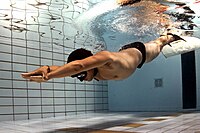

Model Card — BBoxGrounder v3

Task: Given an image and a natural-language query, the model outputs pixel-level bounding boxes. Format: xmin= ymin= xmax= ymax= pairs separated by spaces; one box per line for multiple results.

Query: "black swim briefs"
xmin=119 ymin=42 xmax=146 ymax=68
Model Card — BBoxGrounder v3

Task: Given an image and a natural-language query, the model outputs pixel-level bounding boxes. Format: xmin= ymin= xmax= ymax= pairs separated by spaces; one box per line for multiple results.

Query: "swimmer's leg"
xmin=144 ymin=34 xmax=178 ymax=62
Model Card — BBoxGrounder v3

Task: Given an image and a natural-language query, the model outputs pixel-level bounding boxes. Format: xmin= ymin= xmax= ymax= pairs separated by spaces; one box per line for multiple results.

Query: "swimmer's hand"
xmin=21 ymin=65 xmax=50 ymax=83
xmin=29 ymin=76 xmax=48 ymax=83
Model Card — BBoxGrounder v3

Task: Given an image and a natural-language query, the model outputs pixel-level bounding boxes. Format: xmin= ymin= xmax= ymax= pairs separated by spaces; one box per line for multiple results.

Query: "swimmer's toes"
xmin=167 ymin=33 xmax=186 ymax=42
xmin=117 ymin=0 xmax=141 ymax=6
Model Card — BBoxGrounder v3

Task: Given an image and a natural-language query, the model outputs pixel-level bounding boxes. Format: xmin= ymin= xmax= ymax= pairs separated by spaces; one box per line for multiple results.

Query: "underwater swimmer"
xmin=21 ymin=34 xmax=184 ymax=82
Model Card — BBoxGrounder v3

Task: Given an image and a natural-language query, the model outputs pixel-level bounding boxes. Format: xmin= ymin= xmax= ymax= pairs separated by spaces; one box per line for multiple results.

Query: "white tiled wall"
xmin=0 ymin=0 xmax=108 ymax=121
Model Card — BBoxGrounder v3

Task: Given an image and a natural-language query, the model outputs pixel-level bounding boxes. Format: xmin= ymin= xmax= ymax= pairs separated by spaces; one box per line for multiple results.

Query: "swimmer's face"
xmin=71 ymin=69 xmax=95 ymax=82
xmin=71 ymin=71 xmax=87 ymax=82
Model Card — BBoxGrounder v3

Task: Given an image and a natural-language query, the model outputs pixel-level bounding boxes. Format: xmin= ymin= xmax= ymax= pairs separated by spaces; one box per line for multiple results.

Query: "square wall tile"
xmin=76 ymin=91 xmax=85 ymax=97
xmin=0 ymin=89 xmax=12 ymax=97
xmin=86 ymin=85 xmax=94 ymax=91
xmin=77 ymin=98 xmax=86 ymax=104
xmin=0 ymin=80 xmax=12 ymax=88
xmin=28 ymin=82 xmax=41 ymax=89
xmin=14 ymin=106 xmax=28 ymax=113
xmin=0 ymin=71 xmax=12 ymax=79
xmin=29 ymin=106 xmax=41 ymax=113
xmin=95 ymin=98 xmax=103 ymax=104
xmin=95 ymin=92 xmax=103 ymax=97
xmin=42 ymin=98 xmax=54 ymax=105
xmin=41 ymin=82 xmax=53 ymax=89
xmin=0 ymin=98 xmax=12 ymax=106
xmin=28 ymin=90 xmax=41 ymax=97
xmin=95 ymin=104 xmax=104 ymax=110
xmin=13 ymin=54 xmax=26 ymax=63
xmin=0 ymin=107 xmax=13 ymax=114
xmin=86 ymin=91 xmax=95 ymax=97
xmin=27 ymin=48 xmax=39 ymax=57
xmin=13 ymin=46 xmax=26 ymax=55
xmin=14 ymin=114 xmax=28 ymax=121
xmin=41 ymin=50 xmax=52 ymax=59
xmin=13 ymin=63 xmax=26 ymax=71
xmin=0 ymin=44 xmax=11 ymax=53
xmin=27 ymin=41 xmax=40 ymax=49
xmin=14 ymin=98 xmax=28 ymax=105
xmin=41 ymin=58 xmax=52 ymax=65
xmin=54 ymin=91 xmax=65 ymax=97
xmin=65 ymin=91 xmax=76 ymax=97
xmin=0 ymin=115 xmax=13 ymax=121
xmin=86 ymin=98 xmax=95 ymax=104
xmin=42 ymin=90 xmax=53 ymax=97
xmin=12 ymin=32 xmax=25 ymax=40
xmin=66 ymin=105 xmax=76 ymax=112
xmin=13 ymin=81 xmax=27 ymax=88
xmin=53 ymin=53 xmax=64 ymax=60
xmin=76 ymin=84 xmax=85 ymax=91
xmin=42 ymin=106 xmax=54 ymax=113
xmin=65 ymin=84 xmax=76 ymax=91
xmin=14 ymin=89 xmax=27 ymax=97
xmin=55 ymin=105 xmax=65 ymax=112
xmin=86 ymin=105 xmax=95 ymax=110
xmin=0 ymin=53 xmax=11 ymax=61
xmin=54 ymin=98 xmax=65 ymax=104
xmin=66 ymin=98 xmax=76 ymax=104
xmin=77 ymin=105 xmax=86 ymax=111
xmin=27 ymin=56 xmax=40 ymax=65
xmin=54 ymin=83 xmax=65 ymax=90
xmin=29 ymin=98 xmax=41 ymax=105
xmin=0 ymin=62 xmax=11 ymax=70
xmin=13 ymin=38 xmax=27 ymax=47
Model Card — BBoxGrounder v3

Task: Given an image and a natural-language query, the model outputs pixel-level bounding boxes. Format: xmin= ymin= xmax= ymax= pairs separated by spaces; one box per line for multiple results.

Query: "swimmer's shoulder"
xmin=95 ymin=50 xmax=120 ymax=62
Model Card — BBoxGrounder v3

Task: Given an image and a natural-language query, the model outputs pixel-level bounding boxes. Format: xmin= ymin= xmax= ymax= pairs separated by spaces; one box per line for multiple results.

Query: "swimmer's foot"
xmin=161 ymin=33 xmax=186 ymax=47
xmin=117 ymin=0 xmax=141 ymax=6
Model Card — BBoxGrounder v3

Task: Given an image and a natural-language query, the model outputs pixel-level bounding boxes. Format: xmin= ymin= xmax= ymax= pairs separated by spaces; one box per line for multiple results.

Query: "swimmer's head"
xmin=67 ymin=48 xmax=93 ymax=63
xmin=67 ymin=48 xmax=93 ymax=81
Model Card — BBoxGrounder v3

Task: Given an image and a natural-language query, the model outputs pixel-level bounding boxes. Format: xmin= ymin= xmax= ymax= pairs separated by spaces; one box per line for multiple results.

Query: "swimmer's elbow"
xmin=70 ymin=61 xmax=85 ymax=72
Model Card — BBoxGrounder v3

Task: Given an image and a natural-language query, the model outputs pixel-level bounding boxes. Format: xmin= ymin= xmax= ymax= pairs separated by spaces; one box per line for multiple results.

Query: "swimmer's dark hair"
xmin=67 ymin=48 xmax=93 ymax=63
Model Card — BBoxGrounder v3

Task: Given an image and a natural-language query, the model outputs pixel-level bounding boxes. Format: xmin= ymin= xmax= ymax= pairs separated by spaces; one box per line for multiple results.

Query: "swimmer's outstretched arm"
xmin=21 ymin=51 xmax=112 ymax=82
xmin=21 ymin=65 xmax=60 ymax=78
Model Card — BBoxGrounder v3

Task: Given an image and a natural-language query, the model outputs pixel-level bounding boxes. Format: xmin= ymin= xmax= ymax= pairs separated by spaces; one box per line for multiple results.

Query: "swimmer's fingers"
xmin=29 ymin=76 xmax=48 ymax=83
xmin=21 ymin=66 xmax=49 ymax=79
xmin=21 ymin=71 xmax=41 ymax=79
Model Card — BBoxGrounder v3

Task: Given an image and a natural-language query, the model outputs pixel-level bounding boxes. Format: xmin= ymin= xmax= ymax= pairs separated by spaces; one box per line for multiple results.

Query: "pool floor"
xmin=0 ymin=111 xmax=200 ymax=133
